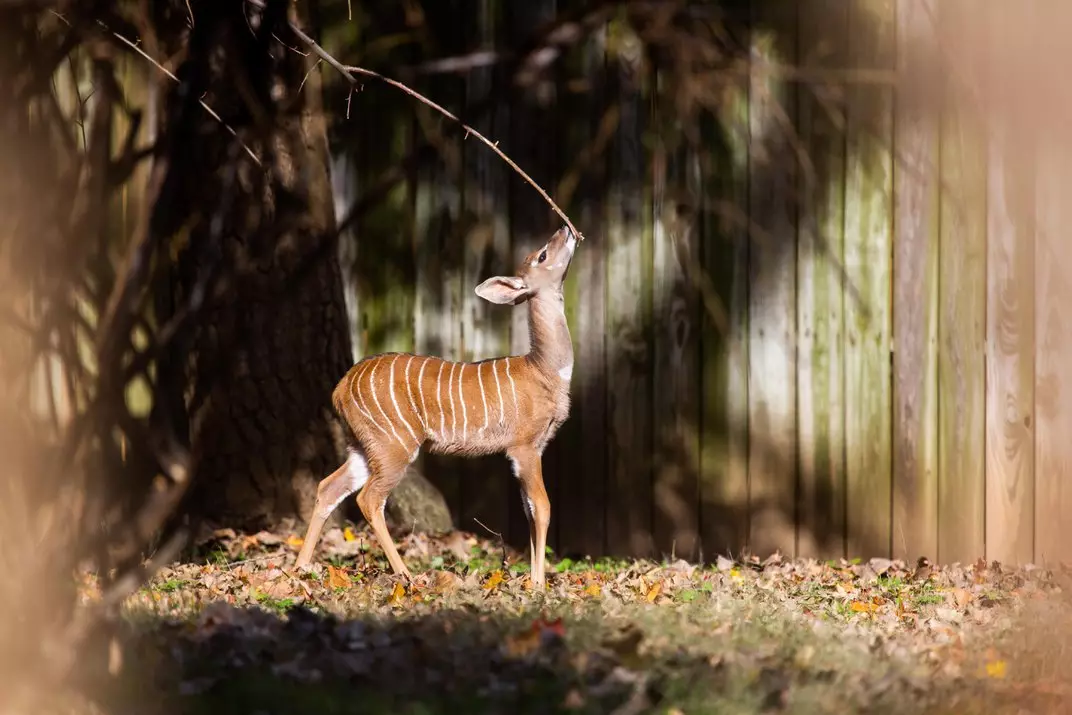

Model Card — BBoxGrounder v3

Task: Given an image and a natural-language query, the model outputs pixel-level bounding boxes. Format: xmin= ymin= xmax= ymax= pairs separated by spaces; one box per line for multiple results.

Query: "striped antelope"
xmin=295 ymin=226 xmax=578 ymax=585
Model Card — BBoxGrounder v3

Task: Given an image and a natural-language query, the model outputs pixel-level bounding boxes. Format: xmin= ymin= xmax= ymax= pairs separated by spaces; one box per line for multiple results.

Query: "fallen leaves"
xmin=326 ymin=565 xmax=351 ymax=590
xmin=482 ymin=570 xmax=504 ymax=592
xmin=986 ymin=659 xmax=1008 ymax=679
xmin=387 ymin=582 xmax=406 ymax=607
xmin=502 ymin=618 xmax=566 ymax=659
xmin=118 ymin=524 xmax=1067 ymax=715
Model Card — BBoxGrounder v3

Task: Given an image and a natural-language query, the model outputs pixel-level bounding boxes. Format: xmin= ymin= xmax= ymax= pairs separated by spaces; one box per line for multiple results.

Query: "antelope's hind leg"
xmin=295 ymin=448 xmax=370 ymax=568
xmin=356 ymin=447 xmax=417 ymax=581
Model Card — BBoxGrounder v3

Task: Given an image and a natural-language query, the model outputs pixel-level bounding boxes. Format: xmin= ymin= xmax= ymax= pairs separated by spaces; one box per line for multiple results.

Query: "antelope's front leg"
xmin=509 ymin=446 xmax=551 ymax=586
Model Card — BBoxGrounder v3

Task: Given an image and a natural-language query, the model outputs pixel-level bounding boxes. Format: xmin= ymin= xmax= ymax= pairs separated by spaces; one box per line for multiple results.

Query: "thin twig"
xmin=472 ymin=517 xmax=508 ymax=572
xmin=245 ymin=0 xmax=582 ymax=240
xmin=297 ymin=57 xmax=322 ymax=93
xmin=101 ymin=21 xmax=262 ymax=165
xmin=344 ymin=64 xmax=581 ymax=240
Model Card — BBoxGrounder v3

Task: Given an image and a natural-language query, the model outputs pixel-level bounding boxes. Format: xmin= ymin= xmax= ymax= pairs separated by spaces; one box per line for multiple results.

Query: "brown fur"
xmin=296 ymin=226 xmax=579 ymax=585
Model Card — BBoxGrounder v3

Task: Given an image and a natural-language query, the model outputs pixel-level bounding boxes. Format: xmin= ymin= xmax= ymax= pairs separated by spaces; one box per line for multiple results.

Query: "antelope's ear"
xmin=474 ymin=275 xmax=531 ymax=305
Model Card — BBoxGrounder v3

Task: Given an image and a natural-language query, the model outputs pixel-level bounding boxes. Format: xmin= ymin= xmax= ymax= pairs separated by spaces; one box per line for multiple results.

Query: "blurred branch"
xmin=246 ymin=0 xmax=583 ymax=242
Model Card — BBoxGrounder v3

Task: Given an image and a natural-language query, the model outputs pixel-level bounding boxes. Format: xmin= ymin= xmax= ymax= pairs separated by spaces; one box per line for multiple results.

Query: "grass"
xmin=78 ymin=525 xmax=1072 ymax=715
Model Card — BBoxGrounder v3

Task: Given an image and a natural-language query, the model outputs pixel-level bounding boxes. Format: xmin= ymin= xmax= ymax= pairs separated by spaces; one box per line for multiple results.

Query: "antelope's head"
xmin=474 ymin=226 xmax=577 ymax=305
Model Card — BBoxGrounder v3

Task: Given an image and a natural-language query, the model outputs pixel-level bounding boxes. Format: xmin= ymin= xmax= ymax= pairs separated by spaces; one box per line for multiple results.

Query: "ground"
xmin=84 ymin=526 xmax=1072 ymax=714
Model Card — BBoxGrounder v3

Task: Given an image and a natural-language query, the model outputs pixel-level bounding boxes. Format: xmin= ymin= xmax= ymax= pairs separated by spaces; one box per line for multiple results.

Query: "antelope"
xmin=295 ymin=225 xmax=578 ymax=585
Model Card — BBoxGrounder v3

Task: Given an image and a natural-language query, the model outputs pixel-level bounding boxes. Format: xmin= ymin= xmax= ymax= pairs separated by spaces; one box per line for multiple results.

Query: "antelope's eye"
xmin=537 ymin=250 xmax=548 ymax=264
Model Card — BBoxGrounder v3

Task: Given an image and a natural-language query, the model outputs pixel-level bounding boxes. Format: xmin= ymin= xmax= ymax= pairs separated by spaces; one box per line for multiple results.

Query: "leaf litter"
xmin=96 ymin=525 xmax=1072 ymax=714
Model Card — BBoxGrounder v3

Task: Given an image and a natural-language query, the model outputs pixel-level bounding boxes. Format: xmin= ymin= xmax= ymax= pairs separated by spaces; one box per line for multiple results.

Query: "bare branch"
xmin=99 ymin=20 xmax=262 ymax=165
xmin=245 ymin=0 xmax=584 ymax=241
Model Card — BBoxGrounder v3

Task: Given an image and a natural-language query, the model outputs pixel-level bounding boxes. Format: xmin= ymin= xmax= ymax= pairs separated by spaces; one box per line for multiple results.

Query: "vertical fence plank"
xmin=456 ymin=0 xmax=513 ymax=539
xmin=983 ymin=1 xmax=1035 ymax=565
xmin=355 ymin=84 xmax=416 ymax=357
xmin=796 ymin=0 xmax=847 ymax=559
xmin=891 ymin=0 xmax=940 ymax=563
xmin=843 ymin=0 xmax=894 ymax=559
xmin=556 ymin=18 xmax=608 ymax=560
xmin=652 ymin=70 xmax=701 ymax=562
xmin=699 ymin=11 xmax=750 ymax=561
xmin=1034 ymin=118 xmax=1072 ymax=567
xmin=747 ymin=0 xmax=798 ymax=558
xmin=606 ymin=16 xmax=654 ymax=558
xmin=505 ymin=0 xmax=561 ymax=551
xmin=413 ymin=0 xmax=466 ymax=521
xmin=936 ymin=0 xmax=986 ymax=565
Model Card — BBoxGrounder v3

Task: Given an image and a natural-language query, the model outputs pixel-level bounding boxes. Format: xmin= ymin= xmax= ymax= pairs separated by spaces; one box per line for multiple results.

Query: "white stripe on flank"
xmin=435 ymin=360 xmax=445 ymax=440
xmin=457 ymin=363 xmax=468 ymax=440
xmin=389 ymin=356 xmax=419 ymax=444
xmin=351 ymin=363 xmax=389 ymax=438
xmin=492 ymin=360 xmax=505 ymax=426
xmin=404 ymin=355 xmax=427 ymax=434
xmin=369 ymin=361 xmax=405 ymax=447
xmin=477 ymin=362 xmax=489 ymax=431
xmin=447 ymin=362 xmax=457 ymax=441
xmin=415 ymin=356 xmax=431 ymax=435
xmin=504 ymin=358 xmax=519 ymax=419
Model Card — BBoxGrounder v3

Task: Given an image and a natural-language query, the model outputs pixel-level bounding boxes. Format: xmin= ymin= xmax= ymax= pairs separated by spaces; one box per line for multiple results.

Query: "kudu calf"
xmin=295 ymin=226 xmax=578 ymax=585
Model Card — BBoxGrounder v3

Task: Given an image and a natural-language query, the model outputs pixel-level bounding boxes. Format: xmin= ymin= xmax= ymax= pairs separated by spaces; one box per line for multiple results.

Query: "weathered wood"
xmin=504 ymin=0 xmax=561 ymax=551
xmin=891 ymin=0 xmax=940 ymax=563
xmin=699 ymin=15 xmax=750 ymax=561
xmin=413 ymin=0 xmax=466 ymax=521
xmin=936 ymin=0 xmax=986 ymax=565
xmin=355 ymin=86 xmax=416 ymax=357
xmin=457 ymin=0 xmax=513 ymax=541
xmin=795 ymin=0 xmax=847 ymax=560
xmin=652 ymin=69 xmax=701 ymax=562
xmin=1033 ymin=118 xmax=1072 ymax=567
xmin=984 ymin=0 xmax=1035 ymax=565
xmin=555 ymin=16 xmax=608 ymax=559
xmin=606 ymin=14 xmax=654 ymax=558
xmin=843 ymin=0 xmax=894 ymax=559
xmin=747 ymin=0 xmax=798 ymax=558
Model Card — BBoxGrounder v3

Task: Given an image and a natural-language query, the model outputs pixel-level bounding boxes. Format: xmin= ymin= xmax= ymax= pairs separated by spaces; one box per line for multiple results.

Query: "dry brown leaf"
xmin=483 ymin=570 xmax=504 ymax=591
xmin=434 ymin=570 xmax=461 ymax=594
xmin=387 ymin=581 xmax=407 ymax=607
xmin=503 ymin=625 xmax=542 ymax=658
xmin=326 ymin=564 xmax=351 ymax=590
xmin=562 ymin=689 xmax=586 ymax=709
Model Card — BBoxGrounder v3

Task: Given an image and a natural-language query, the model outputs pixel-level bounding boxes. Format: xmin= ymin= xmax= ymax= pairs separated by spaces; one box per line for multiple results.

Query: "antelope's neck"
xmin=525 ymin=291 xmax=573 ymax=381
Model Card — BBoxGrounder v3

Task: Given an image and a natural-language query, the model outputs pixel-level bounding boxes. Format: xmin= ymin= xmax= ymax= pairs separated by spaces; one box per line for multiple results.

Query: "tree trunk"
xmin=181 ymin=5 xmax=351 ymax=531
xmin=169 ymin=1 xmax=451 ymax=535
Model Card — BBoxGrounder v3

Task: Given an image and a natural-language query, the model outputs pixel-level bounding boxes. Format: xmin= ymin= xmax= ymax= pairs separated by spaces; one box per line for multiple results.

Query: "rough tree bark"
xmin=168 ymin=1 xmax=450 ymax=535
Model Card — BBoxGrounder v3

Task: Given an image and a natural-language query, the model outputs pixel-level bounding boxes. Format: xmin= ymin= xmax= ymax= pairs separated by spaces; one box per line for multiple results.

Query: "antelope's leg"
xmin=509 ymin=447 xmax=551 ymax=586
xmin=295 ymin=464 xmax=348 ymax=568
xmin=295 ymin=449 xmax=371 ymax=568
xmin=356 ymin=457 xmax=413 ymax=581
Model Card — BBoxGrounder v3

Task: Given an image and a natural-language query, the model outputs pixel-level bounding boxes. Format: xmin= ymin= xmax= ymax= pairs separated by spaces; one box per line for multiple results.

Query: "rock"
xmin=384 ymin=467 xmax=453 ymax=535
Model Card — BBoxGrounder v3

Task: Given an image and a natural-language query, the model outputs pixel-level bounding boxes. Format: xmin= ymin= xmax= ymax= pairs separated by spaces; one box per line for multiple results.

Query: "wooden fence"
xmin=331 ymin=0 xmax=1072 ymax=566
